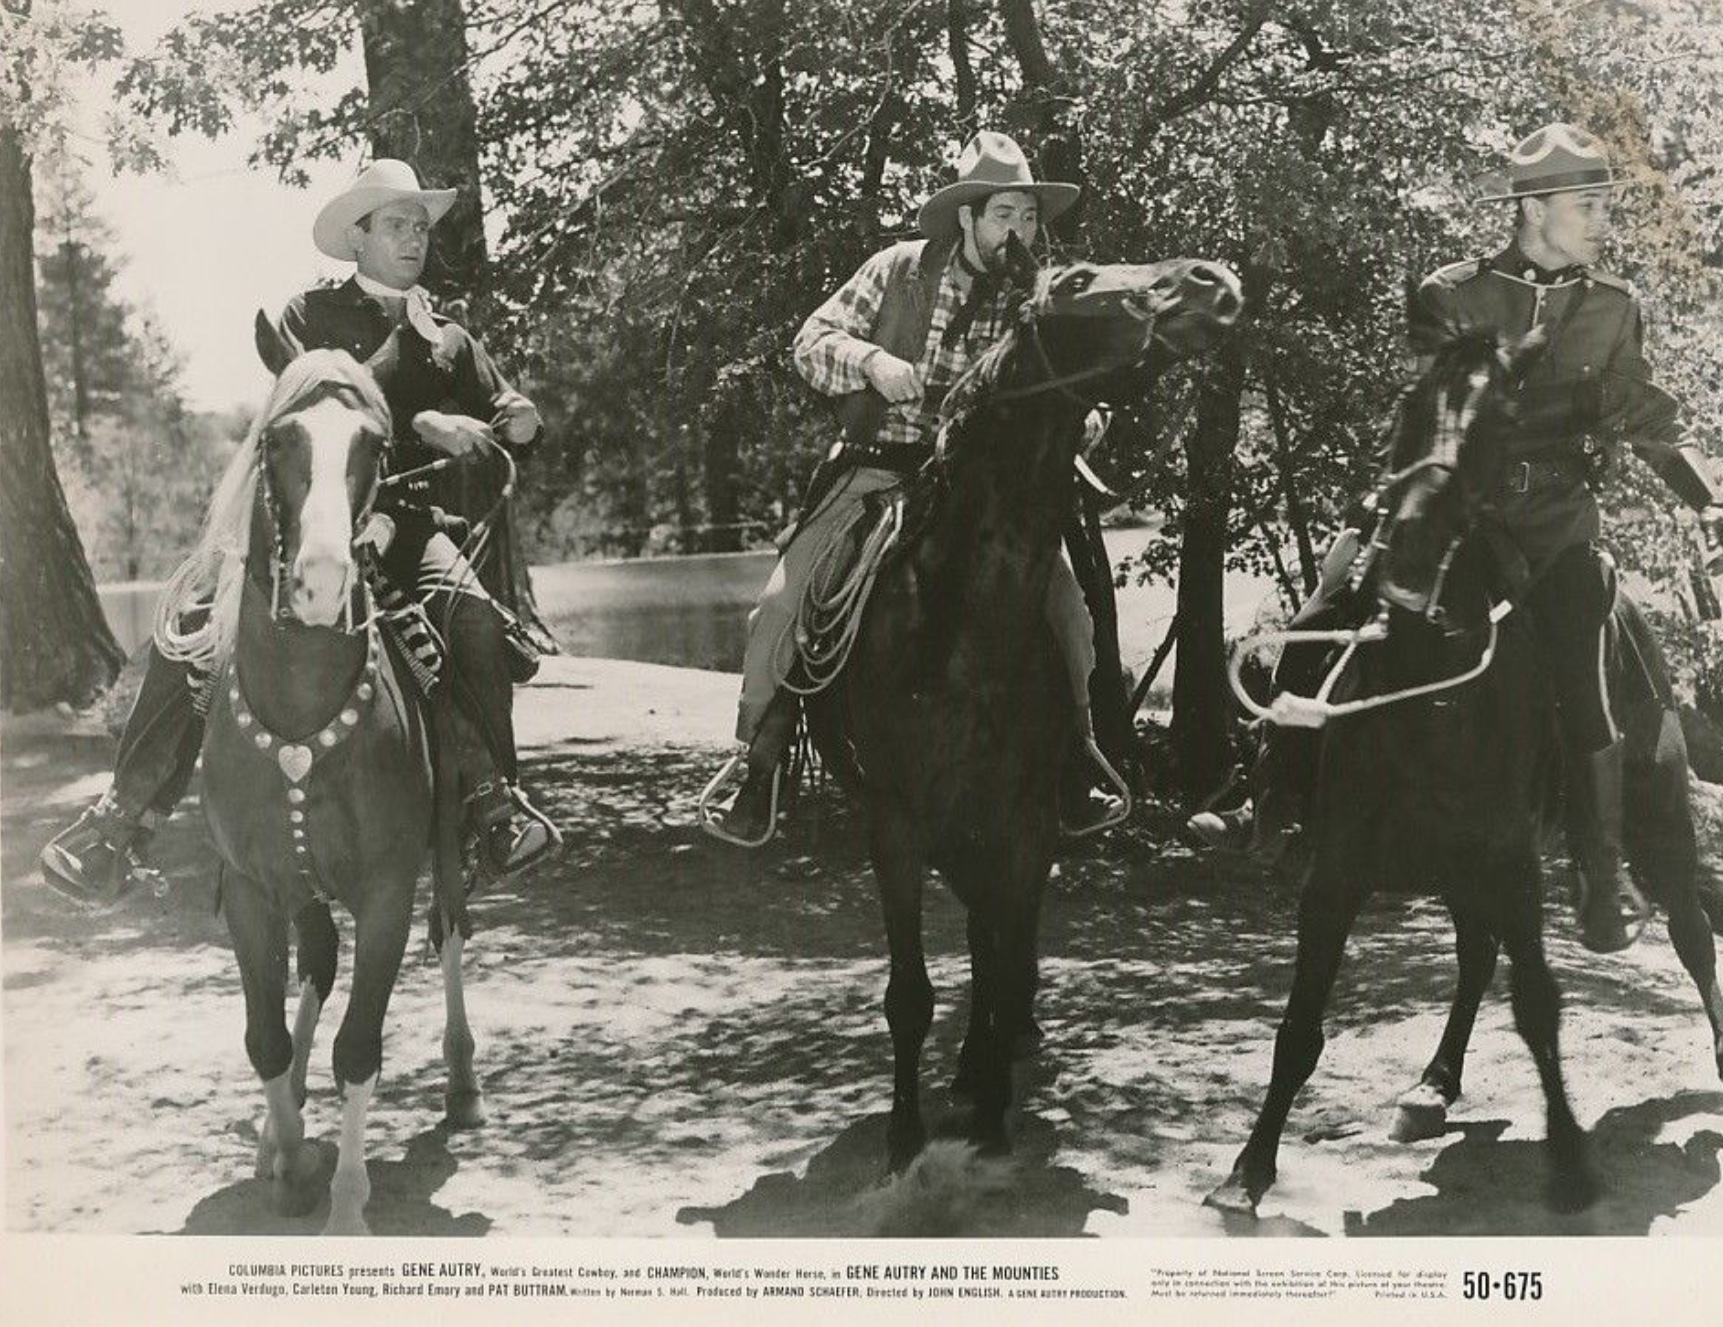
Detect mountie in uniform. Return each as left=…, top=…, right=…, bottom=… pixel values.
left=1189, top=122, right=1723, bottom=953
left=41, top=159, right=563, bottom=910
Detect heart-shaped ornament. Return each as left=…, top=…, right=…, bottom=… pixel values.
left=278, top=745, right=313, bottom=783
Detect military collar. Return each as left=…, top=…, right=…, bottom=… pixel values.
left=1488, top=244, right=1585, bottom=289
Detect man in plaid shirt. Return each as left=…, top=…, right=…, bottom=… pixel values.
left=707, top=131, right=1118, bottom=844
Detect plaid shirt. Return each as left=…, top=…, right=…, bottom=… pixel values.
left=793, top=244, right=1017, bottom=448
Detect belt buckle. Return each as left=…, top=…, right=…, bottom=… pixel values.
left=1508, top=460, right=1531, bottom=494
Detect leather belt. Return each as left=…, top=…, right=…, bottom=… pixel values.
left=836, top=439, right=933, bottom=475
left=1503, top=454, right=1586, bottom=494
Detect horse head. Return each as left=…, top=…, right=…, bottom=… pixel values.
left=943, top=239, right=1242, bottom=449
left=1014, top=245, right=1243, bottom=396
left=250, top=313, right=395, bottom=628
left=1376, top=323, right=1544, bottom=622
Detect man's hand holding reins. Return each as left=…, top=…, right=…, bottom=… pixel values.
left=864, top=350, right=923, bottom=403
left=413, top=410, right=495, bottom=459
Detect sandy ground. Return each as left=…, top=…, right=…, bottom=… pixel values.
left=4, top=655, right=1723, bottom=1239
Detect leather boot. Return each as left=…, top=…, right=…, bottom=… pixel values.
left=710, top=694, right=798, bottom=846
left=469, top=780, right=563, bottom=878
left=1568, top=740, right=1646, bottom=953
left=40, top=792, right=156, bottom=909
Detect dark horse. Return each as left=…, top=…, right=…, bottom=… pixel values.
left=807, top=247, right=1242, bottom=1167
left=1206, top=328, right=1611, bottom=1214
left=197, top=322, right=482, bottom=1235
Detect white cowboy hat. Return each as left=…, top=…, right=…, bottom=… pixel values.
left=917, top=131, right=1080, bottom=239
left=313, top=159, right=458, bottom=261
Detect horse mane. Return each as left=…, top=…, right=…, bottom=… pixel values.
left=1387, top=327, right=1505, bottom=476
left=153, top=350, right=391, bottom=672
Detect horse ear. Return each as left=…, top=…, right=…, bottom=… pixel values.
left=1002, top=231, right=1038, bottom=288
left=1500, top=325, right=1547, bottom=372
left=255, top=311, right=301, bottom=377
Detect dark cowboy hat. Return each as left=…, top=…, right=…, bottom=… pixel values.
left=1476, top=123, right=1634, bottom=203
left=917, top=131, right=1081, bottom=239
left=314, top=159, right=458, bottom=261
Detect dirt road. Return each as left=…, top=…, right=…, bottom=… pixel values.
left=5, top=657, right=1721, bottom=1237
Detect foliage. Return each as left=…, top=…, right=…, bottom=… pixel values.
left=33, top=145, right=239, bottom=580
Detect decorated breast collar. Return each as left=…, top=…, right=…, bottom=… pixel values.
left=228, top=628, right=383, bottom=899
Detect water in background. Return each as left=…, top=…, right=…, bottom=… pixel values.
left=534, top=530, right=1281, bottom=679
left=99, top=531, right=1283, bottom=678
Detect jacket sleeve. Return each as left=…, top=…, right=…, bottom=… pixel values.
left=1606, top=304, right=1719, bottom=508
left=792, top=247, right=896, bottom=397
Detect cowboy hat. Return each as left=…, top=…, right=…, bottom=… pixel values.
left=917, top=131, right=1080, bottom=239
left=1476, top=122, right=1631, bottom=203
left=313, top=159, right=458, bottom=261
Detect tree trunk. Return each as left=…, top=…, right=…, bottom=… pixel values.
left=0, top=126, right=124, bottom=710
left=998, top=0, right=1084, bottom=245
left=356, top=0, right=548, bottom=637
left=1170, top=341, right=1243, bottom=800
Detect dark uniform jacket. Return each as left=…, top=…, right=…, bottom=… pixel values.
left=276, top=278, right=536, bottom=473
left=275, top=278, right=537, bottom=576
left=1410, top=243, right=1715, bottom=566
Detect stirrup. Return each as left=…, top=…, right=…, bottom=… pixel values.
left=1062, top=736, right=1133, bottom=840
left=465, top=780, right=563, bottom=881
left=698, top=751, right=782, bottom=848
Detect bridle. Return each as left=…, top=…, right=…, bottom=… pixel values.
left=254, top=405, right=390, bottom=633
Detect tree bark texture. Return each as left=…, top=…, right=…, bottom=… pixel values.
left=0, top=126, right=124, bottom=710
left=1170, top=340, right=1243, bottom=800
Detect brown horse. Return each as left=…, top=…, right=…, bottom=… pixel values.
left=197, top=322, right=482, bottom=1235
left=807, top=248, right=1242, bottom=1167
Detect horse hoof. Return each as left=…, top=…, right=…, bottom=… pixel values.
left=270, top=1147, right=326, bottom=1219
left=444, top=1089, right=488, bottom=1130
left=887, top=1119, right=926, bottom=1174
left=1202, top=1173, right=1262, bottom=1217
left=1390, top=1084, right=1451, bottom=1143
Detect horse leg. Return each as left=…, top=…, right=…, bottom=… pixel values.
left=1206, top=848, right=1365, bottom=1214
left=288, top=901, right=338, bottom=1107
left=1490, top=846, right=1600, bottom=1212
left=1393, top=898, right=1498, bottom=1142
left=1626, top=747, right=1723, bottom=1080
left=873, top=812, right=932, bottom=1172
left=951, top=911, right=994, bottom=1099
left=440, top=925, right=487, bottom=1127
left=224, top=880, right=322, bottom=1214
left=324, top=881, right=414, bottom=1236
left=980, top=857, right=1047, bottom=1152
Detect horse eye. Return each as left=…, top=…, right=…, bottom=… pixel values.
left=1059, top=269, right=1097, bottom=296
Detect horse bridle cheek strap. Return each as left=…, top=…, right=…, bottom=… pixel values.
left=257, top=449, right=384, bottom=633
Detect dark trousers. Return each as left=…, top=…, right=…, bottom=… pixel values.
left=1522, top=541, right=1618, bottom=755
left=112, top=529, right=517, bottom=818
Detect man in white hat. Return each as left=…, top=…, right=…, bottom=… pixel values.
left=42, top=160, right=561, bottom=907
left=706, top=130, right=1117, bottom=844
left=1189, top=122, right=1723, bottom=953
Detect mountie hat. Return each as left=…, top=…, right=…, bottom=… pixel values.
left=916, top=131, right=1081, bottom=239
left=1476, top=123, right=1627, bottom=203
left=313, top=159, right=458, bottom=261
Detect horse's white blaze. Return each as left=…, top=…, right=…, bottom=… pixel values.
left=291, top=397, right=362, bottom=627
left=324, top=1073, right=375, bottom=1236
